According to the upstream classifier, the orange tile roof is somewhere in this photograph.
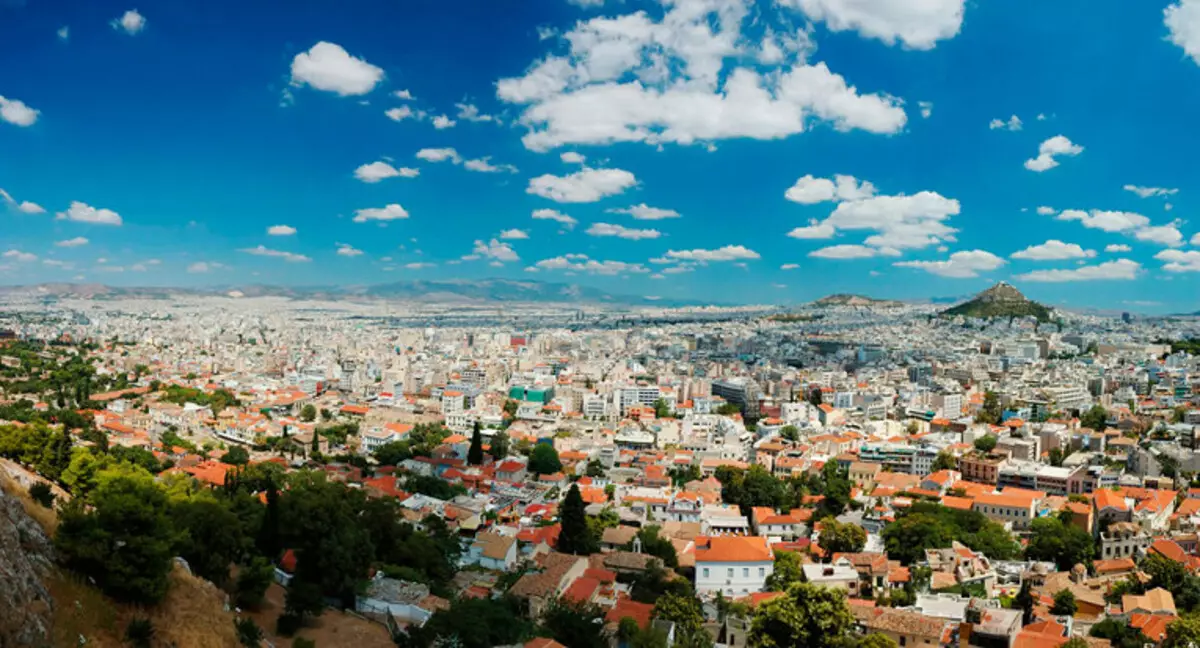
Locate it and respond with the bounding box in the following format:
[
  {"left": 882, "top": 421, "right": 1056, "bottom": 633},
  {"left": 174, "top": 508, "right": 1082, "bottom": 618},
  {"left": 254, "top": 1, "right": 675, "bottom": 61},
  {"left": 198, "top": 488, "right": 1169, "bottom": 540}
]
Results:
[{"left": 695, "top": 536, "right": 773, "bottom": 563}]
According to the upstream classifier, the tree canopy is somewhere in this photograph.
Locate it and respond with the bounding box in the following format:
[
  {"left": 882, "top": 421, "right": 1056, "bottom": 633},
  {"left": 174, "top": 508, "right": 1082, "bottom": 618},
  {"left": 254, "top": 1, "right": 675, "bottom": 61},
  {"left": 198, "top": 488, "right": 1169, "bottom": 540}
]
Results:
[{"left": 749, "top": 582, "right": 855, "bottom": 648}]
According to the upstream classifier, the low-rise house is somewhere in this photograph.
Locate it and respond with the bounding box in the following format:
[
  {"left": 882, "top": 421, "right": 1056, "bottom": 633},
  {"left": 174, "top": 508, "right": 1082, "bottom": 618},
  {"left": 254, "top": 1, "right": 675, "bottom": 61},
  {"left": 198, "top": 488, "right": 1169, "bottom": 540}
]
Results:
[
  {"left": 695, "top": 536, "right": 774, "bottom": 597},
  {"left": 861, "top": 609, "right": 953, "bottom": 648},
  {"left": 801, "top": 559, "right": 860, "bottom": 594},
  {"left": 466, "top": 531, "right": 519, "bottom": 572}
]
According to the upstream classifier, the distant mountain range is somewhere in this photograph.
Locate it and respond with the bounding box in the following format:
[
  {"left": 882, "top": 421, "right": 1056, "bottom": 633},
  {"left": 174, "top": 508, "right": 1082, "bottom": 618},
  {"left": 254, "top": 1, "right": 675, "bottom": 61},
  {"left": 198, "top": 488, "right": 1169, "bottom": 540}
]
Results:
[
  {"left": 812, "top": 293, "right": 904, "bottom": 308},
  {"left": 940, "top": 282, "right": 1054, "bottom": 322},
  {"left": 0, "top": 279, "right": 689, "bottom": 306}
]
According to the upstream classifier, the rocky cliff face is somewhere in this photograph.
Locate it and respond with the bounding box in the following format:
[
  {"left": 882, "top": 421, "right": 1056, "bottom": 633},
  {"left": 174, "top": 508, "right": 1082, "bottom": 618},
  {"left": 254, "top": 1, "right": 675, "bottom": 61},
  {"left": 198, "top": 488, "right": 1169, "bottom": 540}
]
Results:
[{"left": 0, "top": 488, "right": 54, "bottom": 647}]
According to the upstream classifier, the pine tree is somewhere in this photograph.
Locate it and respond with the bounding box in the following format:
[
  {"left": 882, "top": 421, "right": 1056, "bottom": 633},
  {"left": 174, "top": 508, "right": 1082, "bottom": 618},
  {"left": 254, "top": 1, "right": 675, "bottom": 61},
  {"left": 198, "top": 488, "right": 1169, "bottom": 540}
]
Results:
[
  {"left": 557, "top": 484, "right": 596, "bottom": 555},
  {"left": 467, "top": 421, "right": 484, "bottom": 466}
]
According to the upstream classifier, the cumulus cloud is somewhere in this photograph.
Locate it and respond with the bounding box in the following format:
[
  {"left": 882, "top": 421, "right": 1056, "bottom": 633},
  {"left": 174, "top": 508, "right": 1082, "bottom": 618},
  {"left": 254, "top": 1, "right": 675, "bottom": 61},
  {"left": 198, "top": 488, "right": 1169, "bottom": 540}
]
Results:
[
  {"left": 267, "top": 225, "right": 297, "bottom": 236},
  {"left": 0, "top": 96, "right": 40, "bottom": 127},
  {"left": 336, "top": 243, "right": 364, "bottom": 257},
  {"left": 0, "top": 188, "right": 45, "bottom": 213},
  {"left": 560, "top": 152, "right": 586, "bottom": 164},
  {"left": 499, "top": 229, "right": 529, "bottom": 240},
  {"left": 187, "top": 261, "right": 215, "bottom": 273},
  {"left": 894, "top": 250, "right": 1006, "bottom": 278},
  {"left": 666, "top": 245, "right": 759, "bottom": 262},
  {"left": 988, "top": 115, "right": 1022, "bottom": 131},
  {"left": 527, "top": 168, "right": 637, "bottom": 203},
  {"left": 1124, "top": 184, "right": 1179, "bottom": 199},
  {"left": 606, "top": 203, "right": 680, "bottom": 220},
  {"left": 56, "top": 201, "right": 123, "bottom": 225},
  {"left": 464, "top": 157, "right": 518, "bottom": 173},
  {"left": 1010, "top": 240, "right": 1096, "bottom": 261},
  {"left": 415, "top": 147, "right": 461, "bottom": 163},
  {"left": 1056, "top": 209, "right": 1148, "bottom": 233},
  {"left": 471, "top": 239, "right": 519, "bottom": 263},
  {"left": 1024, "top": 135, "right": 1083, "bottom": 172},
  {"left": 534, "top": 254, "right": 649, "bottom": 275},
  {"left": 1158, "top": 249, "right": 1200, "bottom": 272},
  {"left": 1106, "top": 243, "right": 1132, "bottom": 253},
  {"left": 111, "top": 9, "right": 145, "bottom": 35},
  {"left": 808, "top": 244, "right": 879, "bottom": 259},
  {"left": 58, "top": 26, "right": 70, "bottom": 41},
  {"left": 1134, "top": 223, "right": 1185, "bottom": 247},
  {"left": 496, "top": 1, "right": 908, "bottom": 151},
  {"left": 290, "top": 42, "right": 384, "bottom": 96},
  {"left": 785, "top": 174, "right": 876, "bottom": 204},
  {"left": 787, "top": 220, "right": 836, "bottom": 239},
  {"left": 1166, "top": 0, "right": 1200, "bottom": 66},
  {"left": 918, "top": 101, "right": 933, "bottom": 118},
  {"left": 3, "top": 250, "right": 37, "bottom": 263},
  {"left": 585, "top": 222, "right": 662, "bottom": 240},
  {"left": 55, "top": 237, "right": 89, "bottom": 248},
  {"left": 385, "top": 106, "right": 418, "bottom": 122},
  {"left": 455, "top": 103, "right": 497, "bottom": 123},
  {"left": 431, "top": 115, "right": 456, "bottom": 129},
  {"left": 532, "top": 208, "right": 578, "bottom": 228},
  {"left": 1016, "top": 259, "right": 1141, "bottom": 282},
  {"left": 355, "top": 161, "right": 419, "bottom": 183},
  {"left": 353, "top": 204, "right": 409, "bottom": 223},
  {"left": 405, "top": 262, "right": 435, "bottom": 269},
  {"left": 1035, "top": 206, "right": 1056, "bottom": 216},
  {"left": 780, "top": 0, "right": 966, "bottom": 50},
  {"left": 240, "top": 245, "right": 311, "bottom": 262},
  {"left": 781, "top": 263, "right": 800, "bottom": 270}
]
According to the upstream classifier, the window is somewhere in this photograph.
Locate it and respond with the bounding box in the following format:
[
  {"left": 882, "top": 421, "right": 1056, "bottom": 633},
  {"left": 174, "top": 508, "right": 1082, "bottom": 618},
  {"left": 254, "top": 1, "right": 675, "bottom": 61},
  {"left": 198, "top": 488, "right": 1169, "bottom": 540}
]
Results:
[
  {"left": 703, "top": 568, "right": 709, "bottom": 578},
  {"left": 728, "top": 568, "right": 734, "bottom": 578},
  {"left": 899, "top": 638, "right": 907, "bottom": 647},
  {"left": 759, "top": 567, "right": 765, "bottom": 577},
  {"left": 743, "top": 568, "right": 749, "bottom": 578}
]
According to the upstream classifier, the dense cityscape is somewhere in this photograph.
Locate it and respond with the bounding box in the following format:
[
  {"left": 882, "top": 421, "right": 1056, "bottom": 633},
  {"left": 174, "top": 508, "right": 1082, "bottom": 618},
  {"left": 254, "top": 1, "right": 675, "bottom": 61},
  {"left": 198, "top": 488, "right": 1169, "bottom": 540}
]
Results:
[{"left": 5, "top": 284, "right": 1200, "bottom": 648}]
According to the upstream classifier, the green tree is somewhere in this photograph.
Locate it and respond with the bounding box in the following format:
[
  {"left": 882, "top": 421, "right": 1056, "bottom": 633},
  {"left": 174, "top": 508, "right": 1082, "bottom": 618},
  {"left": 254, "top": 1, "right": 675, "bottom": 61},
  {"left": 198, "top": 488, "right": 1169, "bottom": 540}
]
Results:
[
  {"left": 278, "top": 472, "right": 374, "bottom": 609},
  {"left": 930, "top": 451, "right": 957, "bottom": 472},
  {"left": 28, "top": 482, "right": 54, "bottom": 508},
  {"left": 1025, "top": 516, "right": 1094, "bottom": 570},
  {"left": 1164, "top": 615, "right": 1200, "bottom": 648},
  {"left": 222, "top": 445, "right": 250, "bottom": 466},
  {"left": 749, "top": 582, "right": 854, "bottom": 648},
  {"left": 558, "top": 484, "right": 597, "bottom": 555},
  {"left": 818, "top": 517, "right": 867, "bottom": 555},
  {"left": 1090, "top": 617, "right": 1150, "bottom": 648},
  {"left": 1048, "top": 447, "right": 1065, "bottom": 467},
  {"left": 541, "top": 599, "right": 609, "bottom": 648},
  {"left": 55, "top": 471, "right": 176, "bottom": 604},
  {"left": 235, "top": 617, "right": 264, "bottom": 647},
  {"left": 765, "top": 551, "right": 803, "bottom": 592},
  {"left": 373, "top": 440, "right": 411, "bottom": 466},
  {"left": 404, "top": 595, "right": 532, "bottom": 648},
  {"left": 1080, "top": 405, "right": 1108, "bottom": 431},
  {"left": 235, "top": 556, "right": 276, "bottom": 609},
  {"left": 976, "top": 391, "right": 1002, "bottom": 425},
  {"left": 490, "top": 430, "right": 510, "bottom": 460},
  {"left": 172, "top": 496, "right": 244, "bottom": 586},
  {"left": 653, "top": 592, "right": 712, "bottom": 648},
  {"left": 1051, "top": 589, "right": 1077, "bottom": 616},
  {"left": 780, "top": 425, "right": 799, "bottom": 442},
  {"left": 856, "top": 634, "right": 899, "bottom": 648},
  {"left": 125, "top": 618, "right": 155, "bottom": 648},
  {"left": 653, "top": 398, "right": 672, "bottom": 419},
  {"left": 467, "top": 421, "right": 484, "bottom": 466},
  {"left": 586, "top": 459, "right": 606, "bottom": 478},
  {"left": 973, "top": 435, "right": 997, "bottom": 453},
  {"left": 528, "top": 443, "right": 562, "bottom": 475},
  {"left": 299, "top": 404, "right": 317, "bottom": 422},
  {"left": 1014, "top": 580, "right": 1035, "bottom": 625},
  {"left": 630, "top": 525, "right": 678, "bottom": 568}
]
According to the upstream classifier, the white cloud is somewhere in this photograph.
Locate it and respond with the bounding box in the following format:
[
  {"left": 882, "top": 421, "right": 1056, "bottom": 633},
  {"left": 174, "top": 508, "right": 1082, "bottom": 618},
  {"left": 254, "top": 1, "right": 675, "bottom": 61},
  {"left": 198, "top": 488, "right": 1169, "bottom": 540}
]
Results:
[
  {"left": 496, "top": 2, "right": 907, "bottom": 151},
  {"left": 0, "top": 188, "right": 45, "bottom": 213},
  {"left": 499, "top": 229, "right": 529, "bottom": 240},
  {"left": 385, "top": 106, "right": 417, "bottom": 122},
  {"left": 809, "top": 244, "right": 878, "bottom": 259},
  {"left": 784, "top": 174, "right": 876, "bottom": 204},
  {"left": 405, "top": 262, "right": 435, "bottom": 269},
  {"left": 43, "top": 259, "right": 72, "bottom": 269},
  {"left": 187, "top": 261, "right": 214, "bottom": 274},
  {"left": 55, "top": 237, "right": 89, "bottom": 248},
  {"left": 290, "top": 42, "right": 384, "bottom": 96},
  {"left": 1166, "top": 0, "right": 1200, "bottom": 66},
  {"left": 918, "top": 101, "right": 933, "bottom": 118},
  {"left": 1056, "top": 209, "right": 1148, "bottom": 233},
  {"left": 432, "top": 114, "right": 456, "bottom": 129},
  {"left": 1024, "top": 135, "right": 1083, "bottom": 172},
  {"left": 666, "top": 245, "right": 759, "bottom": 262},
  {"left": 1158, "top": 249, "right": 1200, "bottom": 272},
  {"left": 787, "top": 220, "right": 836, "bottom": 239},
  {"left": 781, "top": 0, "right": 966, "bottom": 50},
  {"left": 0, "top": 96, "right": 39, "bottom": 127},
  {"left": 355, "top": 161, "right": 420, "bottom": 182},
  {"left": 560, "top": 152, "right": 587, "bottom": 164},
  {"left": 567, "top": 0, "right": 607, "bottom": 7},
  {"left": 336, "top": 243, "right": 364, "bottom": 257},
  {"left": 353, "top": 204, "right": 409, "bottom": 223},
  {"left": 1036, "top": 206, "right": 1056, "bottom": 216},
  {"left": 532, "top": 208, "right": 578, "bottom": 228},
  {"left": 606, "top": 203, "right": 680, "bottom": 220},
  {"left": 240, "top": 245, "right": 310, "bottom": 262},
  {"left": 535, "top": 254, "right": 649, "bottom": 275},
  {"left": 1016, "top": 259, "right": 1141, "bottom": 282},
  {"left": 988, "top": 115, "right": 1022, "bottom": 131},
  {"left": 464, "top": 157, "right": 518, "bottom": 173},
  {"left": 1106, "top": 243, "right": 1132, "bottom": 252},
  {"left": 780, "top": 263, "right": 800, "bottom": 270},
  {"left": 416, "top": 147, "right": 461, "bottom": 163},
  {"left": 58, "top": 26, "right": 70, "bottom": 41},
  {"left": 1193, "top": 233, "right": 1200, "bottom": 245},
  {"left": 111, "top": 9, "right": 146, "bottom": 35},
  {"left": 3, "top": 250, "right": 37, "bottom": 263},
  {"left": 56, "top": 201, "right": 123, "bottom": 225},
  {"left": 585, "top": 222, "right": 662, "bottom": 240},
  {"left": 472, "top": 239, "right": 519, "bottom": 262},
  {"left": 1010, "top": 240, "right": 1096, "bottom": 261},
  {"left": 456, "top": 103, "right": 497, "bottom": 123},
  {"left": 1123, "top": 184, "right": 1179, "bottom": 199},
  {"left": 267, "top": 225, "right": 297, "bottom": 236},
  {"left": 527, "top": 167, "right": 637, "bottom": 203},
  {"left": 1135, "top": 223, "right": 1185, "bottom": 247},
  {"left": 894, "top": 250, "right": 1006, "bottom": 278}
]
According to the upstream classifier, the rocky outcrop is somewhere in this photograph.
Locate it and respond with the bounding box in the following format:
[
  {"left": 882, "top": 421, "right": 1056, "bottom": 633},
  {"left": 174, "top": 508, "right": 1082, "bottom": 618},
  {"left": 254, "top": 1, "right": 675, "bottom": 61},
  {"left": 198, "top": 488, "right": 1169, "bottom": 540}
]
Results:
[{"left": 0, "top": 487, "right": 54, "bottom": 647}]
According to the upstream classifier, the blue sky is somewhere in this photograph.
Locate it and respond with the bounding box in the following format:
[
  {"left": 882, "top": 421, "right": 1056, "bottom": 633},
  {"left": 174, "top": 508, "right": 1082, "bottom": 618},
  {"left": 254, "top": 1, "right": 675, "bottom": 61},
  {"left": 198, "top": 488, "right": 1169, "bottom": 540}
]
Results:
[{"left": 4, "top": 0, "right": 1200, "bottom": 310}]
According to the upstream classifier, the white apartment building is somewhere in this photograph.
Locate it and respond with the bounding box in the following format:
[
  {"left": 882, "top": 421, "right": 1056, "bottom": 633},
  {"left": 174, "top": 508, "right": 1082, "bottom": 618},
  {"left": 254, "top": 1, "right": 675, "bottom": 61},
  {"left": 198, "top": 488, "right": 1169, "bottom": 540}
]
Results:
[{"left": 695, "top": 536, "right": 774, "bottom": 597}]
